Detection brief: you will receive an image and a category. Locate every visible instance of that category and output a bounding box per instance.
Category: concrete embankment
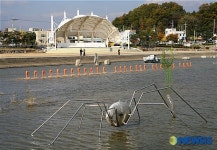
[0,50,216,68]
[0,55,143,68]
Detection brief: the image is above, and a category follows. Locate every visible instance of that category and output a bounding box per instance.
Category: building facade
[29,28,49,46]
[165,27,186,42]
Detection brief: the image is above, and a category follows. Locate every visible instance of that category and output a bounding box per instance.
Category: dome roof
[56,15,120,42]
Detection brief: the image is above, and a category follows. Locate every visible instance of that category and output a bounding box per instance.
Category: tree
[0,31,36,47]
[167,34,178,43]
[130,33,140,46]
[157,32,165,41]
[22,32,36,47]
[112,2,217,45]
[178,14,198,39]
[196,2,217,40]
[112,2,186,45]
[161,49,174,86]
[158,2,186,28]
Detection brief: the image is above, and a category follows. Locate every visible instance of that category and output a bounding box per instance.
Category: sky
[0,0,216,31]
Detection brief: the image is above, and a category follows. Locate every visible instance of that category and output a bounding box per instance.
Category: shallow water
[0,58,217,149]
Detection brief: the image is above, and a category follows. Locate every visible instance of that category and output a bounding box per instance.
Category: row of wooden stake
[25,62,192,79]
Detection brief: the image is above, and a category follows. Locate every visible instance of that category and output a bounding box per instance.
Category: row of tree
[0,30,36,47]
[112,2,217,46]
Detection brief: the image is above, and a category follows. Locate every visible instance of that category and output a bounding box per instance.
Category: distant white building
[29,28,49,46]
[29,28,43,32]
[165,27,186,42]
[120,30,135,44]
[5,28,16,32]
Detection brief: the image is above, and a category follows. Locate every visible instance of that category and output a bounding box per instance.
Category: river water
[0,58,217,149]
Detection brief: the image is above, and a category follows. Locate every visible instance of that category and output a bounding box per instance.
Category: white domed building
[50,10,121,48]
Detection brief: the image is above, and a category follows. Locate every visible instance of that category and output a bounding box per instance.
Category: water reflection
[107,131,134,149]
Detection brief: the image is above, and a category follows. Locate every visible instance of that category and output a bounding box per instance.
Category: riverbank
[0,49,216,68]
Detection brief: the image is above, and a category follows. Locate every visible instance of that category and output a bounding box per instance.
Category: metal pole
[128,31,130,49]
[50,103,85,145]
[99,111,104,138]
[79,106,87,129]
[133,98,140,123]
[153,84,169,108]
[213,19,215,36]
[129,83,155,106]
[170,88,208,123]
[55,31,57,50]
[31,100,71,136]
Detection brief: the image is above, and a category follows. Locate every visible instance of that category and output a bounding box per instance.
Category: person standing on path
[83,49,86,56]
[80,48,83,56]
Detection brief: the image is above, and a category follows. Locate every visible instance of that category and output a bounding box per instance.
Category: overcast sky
[0,0,216,31]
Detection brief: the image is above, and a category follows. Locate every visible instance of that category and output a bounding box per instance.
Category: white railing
[57,42,106,48]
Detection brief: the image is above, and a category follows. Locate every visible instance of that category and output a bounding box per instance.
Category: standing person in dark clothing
[80,48,83,56]
[118,49,120,55]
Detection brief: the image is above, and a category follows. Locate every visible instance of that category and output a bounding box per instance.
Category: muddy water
[0,58,216,149]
